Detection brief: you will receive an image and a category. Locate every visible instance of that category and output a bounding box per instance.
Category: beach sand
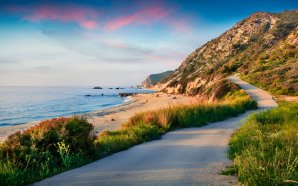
[0,92,199,141]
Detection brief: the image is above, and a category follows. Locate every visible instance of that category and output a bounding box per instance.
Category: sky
[0,0,297,86]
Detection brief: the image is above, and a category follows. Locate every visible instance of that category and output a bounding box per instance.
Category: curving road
[35,76,277,186]
[227,76,278,108]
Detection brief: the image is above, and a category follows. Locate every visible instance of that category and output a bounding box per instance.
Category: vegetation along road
[35,76,277,186]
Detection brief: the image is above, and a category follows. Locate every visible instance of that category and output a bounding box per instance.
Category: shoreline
[0,95,136,141]
[0,92,199,141]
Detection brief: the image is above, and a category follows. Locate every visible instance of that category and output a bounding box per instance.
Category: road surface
[228,76,278,108]
[35,76,277,186]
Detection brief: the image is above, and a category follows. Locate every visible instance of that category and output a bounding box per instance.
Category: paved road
[228,76,278,108]
[36,76,277,186]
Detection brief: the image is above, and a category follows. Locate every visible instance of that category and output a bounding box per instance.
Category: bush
[0,116,95,185]
[228,102,298,185]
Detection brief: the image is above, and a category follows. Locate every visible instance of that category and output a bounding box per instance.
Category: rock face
[152,10,298,96]
[141,71,173,88]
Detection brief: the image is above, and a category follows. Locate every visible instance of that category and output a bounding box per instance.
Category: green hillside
[156,10,298,97]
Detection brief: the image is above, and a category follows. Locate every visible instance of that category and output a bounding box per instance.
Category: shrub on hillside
[210,79,241,100]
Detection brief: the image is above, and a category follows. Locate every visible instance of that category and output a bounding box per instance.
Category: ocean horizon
[0,86,154,127]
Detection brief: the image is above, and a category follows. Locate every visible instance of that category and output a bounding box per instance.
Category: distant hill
[150,10,298,97]
[141,71,173,88]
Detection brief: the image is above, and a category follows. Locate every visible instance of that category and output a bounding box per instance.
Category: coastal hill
[148,10,298,97]
[141,70,173,88]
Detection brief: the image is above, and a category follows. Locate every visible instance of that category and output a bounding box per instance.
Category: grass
[0,91,257,185]
[227,102,298,185]
[221,165,238,176]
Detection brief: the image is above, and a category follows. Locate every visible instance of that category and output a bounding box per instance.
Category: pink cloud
[104,5,173,31]
[7,4,99,30]
[79,21,97,30]
[6,3,192,33]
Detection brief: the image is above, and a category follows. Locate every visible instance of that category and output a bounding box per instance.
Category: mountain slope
[154,10,298,97]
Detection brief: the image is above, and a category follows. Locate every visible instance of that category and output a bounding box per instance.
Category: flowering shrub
[0,116,96,185]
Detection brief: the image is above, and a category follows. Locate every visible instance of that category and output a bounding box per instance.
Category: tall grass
[96,123,162,157]
[0,91,257,185]
[228,102,298,185]
[123,96,256,130]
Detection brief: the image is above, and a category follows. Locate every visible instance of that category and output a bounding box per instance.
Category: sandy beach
[0,92,199,141]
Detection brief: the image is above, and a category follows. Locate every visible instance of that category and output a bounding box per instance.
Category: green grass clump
[96,123,162,157]
[0,93,257,185]
[228,102,298,185]
[221,165,238,176]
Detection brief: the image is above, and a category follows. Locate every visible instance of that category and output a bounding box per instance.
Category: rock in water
[119,93,138,97]
[93,86,103,89]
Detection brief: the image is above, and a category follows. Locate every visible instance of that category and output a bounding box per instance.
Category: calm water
[0,86,154,127]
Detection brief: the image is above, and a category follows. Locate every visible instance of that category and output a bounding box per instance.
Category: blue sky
[0,0,297,86]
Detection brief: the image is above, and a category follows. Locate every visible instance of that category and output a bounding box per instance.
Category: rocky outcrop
[141,71,173,88]
[93,86,103,89]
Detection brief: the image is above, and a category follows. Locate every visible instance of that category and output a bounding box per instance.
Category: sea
[0,86,154,127]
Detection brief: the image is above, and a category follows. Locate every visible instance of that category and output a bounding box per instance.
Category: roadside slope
[35,78,277,186]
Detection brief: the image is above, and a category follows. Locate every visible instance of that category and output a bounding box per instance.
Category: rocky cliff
[152,10,298,97]
[141,71,173,88]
